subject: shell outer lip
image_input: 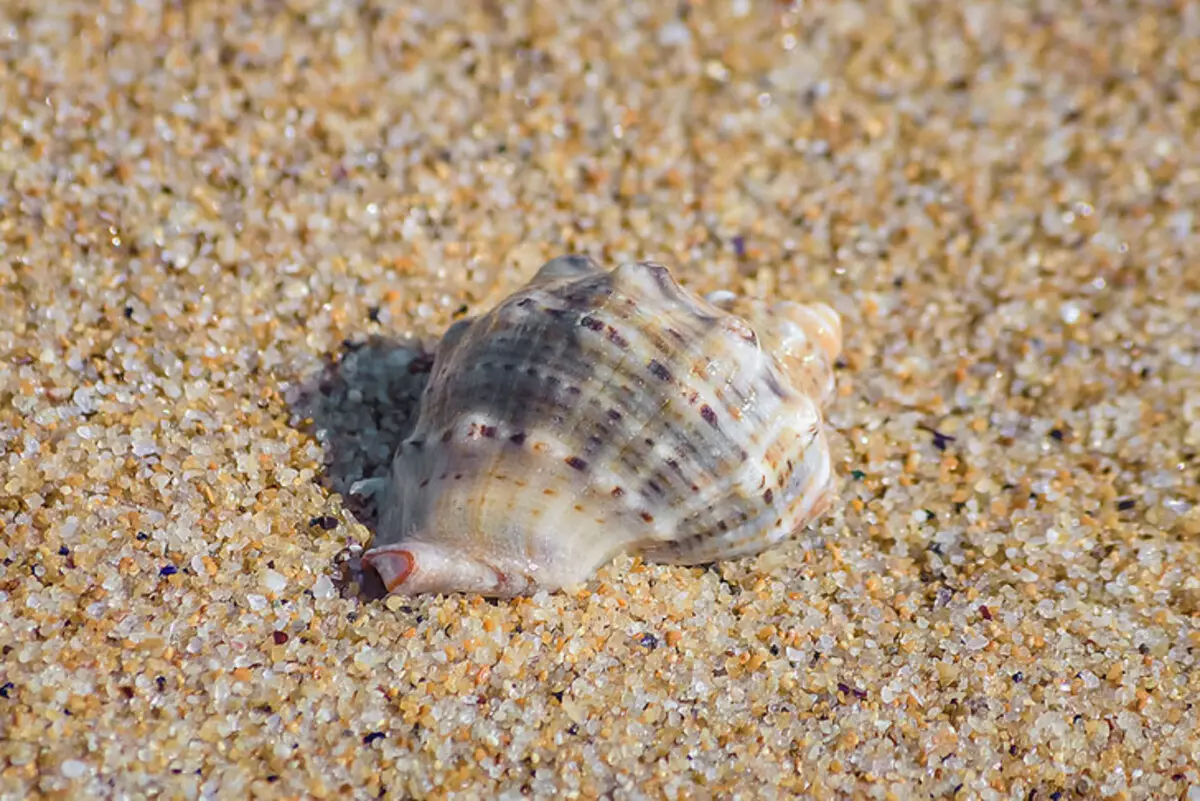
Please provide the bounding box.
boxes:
[361,545,415,593]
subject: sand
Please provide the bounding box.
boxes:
[2,0,1199,798]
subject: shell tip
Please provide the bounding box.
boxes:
[363,547,414,593]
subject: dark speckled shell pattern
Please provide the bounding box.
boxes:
[372,255,839,593]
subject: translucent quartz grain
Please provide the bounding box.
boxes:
[1,0,1198,799]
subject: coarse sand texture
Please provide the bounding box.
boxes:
[1,1,1199,799]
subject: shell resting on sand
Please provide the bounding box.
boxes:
[361,255,843,598]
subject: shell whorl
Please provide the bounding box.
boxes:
[739,299,842,408]
[366,256,842,596]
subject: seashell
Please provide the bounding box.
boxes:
[361,255,843,598]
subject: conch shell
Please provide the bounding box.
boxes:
[361,256,842,597]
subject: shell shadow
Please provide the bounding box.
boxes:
[289,335,434,600]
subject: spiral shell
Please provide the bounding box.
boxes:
[362,255,842,597]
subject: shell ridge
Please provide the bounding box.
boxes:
[569,362,659,532]
[644,435,771,547]
[469,291,579,545]
[550,272,682,525]
[708,322,765,425]
[397,294,575,559]
[547,275,635,490]
[555,266,727,537]
[604,398,678,535]
[471,313,598,554]
[595,296,775,539]
[661,361,759,512]
[584,296,693,535]
[441,288,584,435]
[651,395,819,550]
[496,269,642,553]
[434,269,646,558]
[637,432,828,565]
[632,310,745,514]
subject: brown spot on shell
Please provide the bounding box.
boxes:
[509,432,527,445]
[648,360,672,382]
[700,404,718,427]
[580,315,604,331]
[640,511,655,523]
[611,486,625,497]
[565,456,588,471]
[763,489,774,504]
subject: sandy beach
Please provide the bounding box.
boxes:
[2,1,1199,798]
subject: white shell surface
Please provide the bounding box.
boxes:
[363,256,842,597]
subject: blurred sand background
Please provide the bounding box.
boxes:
[1,1,1199,798]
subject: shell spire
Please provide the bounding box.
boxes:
[362,256,843,597]
[742,299,842,407]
